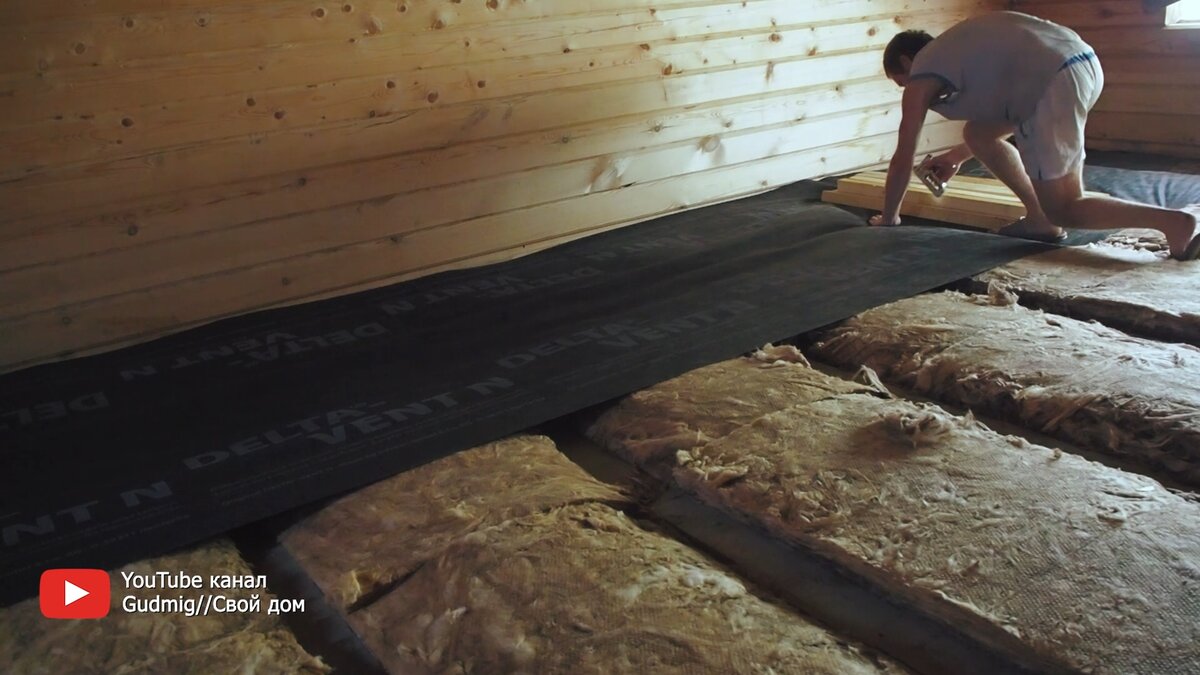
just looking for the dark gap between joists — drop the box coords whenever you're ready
[232,524,389,675]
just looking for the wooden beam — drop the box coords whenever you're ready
[1,0,986,68]
[0,79,902,270]
[1087,111,1200,146]
[0,0,993,373]
[822,170,1109,230]
[820,170,1106,231]
[0,13,975,174]
[0,123,965,372]
[819,190,1018,230]
[0,112,951,319]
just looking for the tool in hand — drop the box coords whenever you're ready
[915,154,947,198]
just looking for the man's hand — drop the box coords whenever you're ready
[919,152,962,184]
[869,213,902,227]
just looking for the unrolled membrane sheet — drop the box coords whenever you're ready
[811,291,1200,484]
[587,360,1200,674]
[347,502,908,675]
[281,435,626,610]
[969,242,1200,346]
[0,539,329,674]
[0,191,1060,605]
[585,345,879,475]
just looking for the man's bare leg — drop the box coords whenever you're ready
[1033,169,1200,260]
[962,121,1060,238]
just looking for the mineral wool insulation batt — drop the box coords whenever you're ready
[811,291,1200,484]
[587,347,1200,675]
[972,242,1200,346]
[282,434,905,674]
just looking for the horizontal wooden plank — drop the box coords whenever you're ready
[1087,110,1200,146]
[6,0,411,24]
[842,171,1025,203]
[1,12,974,174]
[837,169,1106,206]
[0,1,800,124]
[0,0,775,71]
[1,0,986,75]
[0,0,985,93]
[0,9,978,184]
[1079,24,1200,56]
[1086,137,1200,160]
[1010,0,1168,27]
[0,104,928,317]
[0,122,965,372]
[0,49,893,220]
[831,181,1025,211]
[839,175,1023,214]
[0,0,992,374]
[0,77,905,270]
[946,174,1024,195]
[822,189,1018,230]
[1096,54,1200,86]
[1092,82,1200,116]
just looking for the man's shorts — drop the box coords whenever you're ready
[1015,53,1105,182]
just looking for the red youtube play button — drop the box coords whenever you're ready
[39,569,111,619]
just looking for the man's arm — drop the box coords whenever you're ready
[873,79,943,226]
[921,143,974,183]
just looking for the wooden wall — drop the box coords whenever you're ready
[0,0,990,373]
[1009,0,1200,157]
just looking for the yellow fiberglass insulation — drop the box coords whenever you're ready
[971,243,1200,346]
[588,352,1200,674]
[349,502,908,675]
[585,344,883,475]
[282,434,627,611]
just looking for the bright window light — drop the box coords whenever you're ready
[1168,0,1200,25]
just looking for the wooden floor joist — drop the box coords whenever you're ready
[821,170,1106,230]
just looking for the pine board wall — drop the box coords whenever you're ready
[0,0,993,373]
[1009,0,1200,158]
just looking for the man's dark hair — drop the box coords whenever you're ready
[883,30,935,75]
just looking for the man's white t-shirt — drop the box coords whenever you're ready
[910,11,1095,125]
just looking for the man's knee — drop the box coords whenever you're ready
[962,121,1014,149]
[962,122,987,149]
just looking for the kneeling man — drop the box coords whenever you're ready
[873,11,1199,260]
